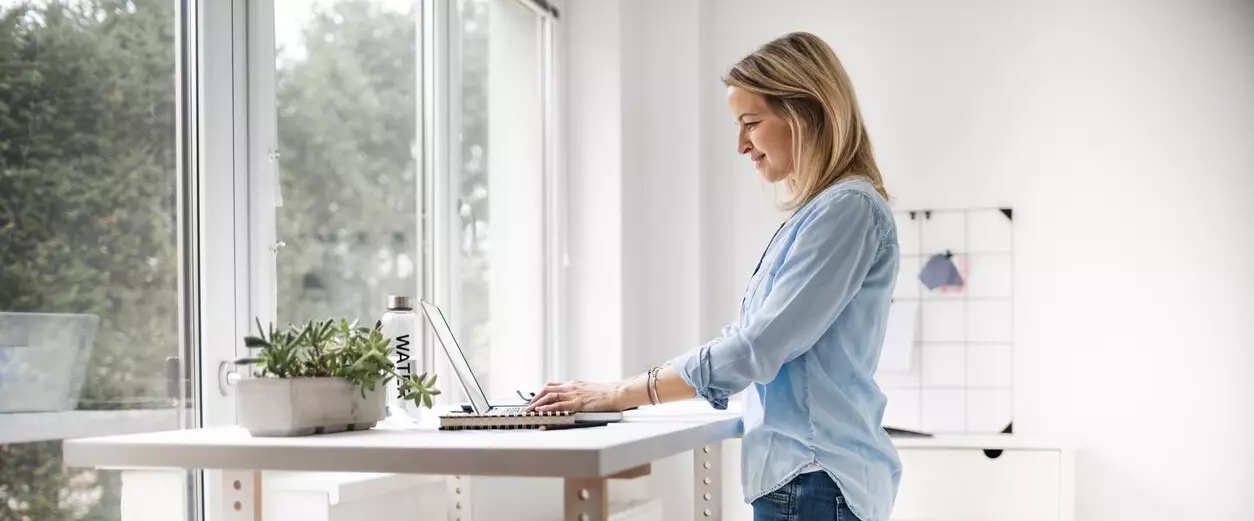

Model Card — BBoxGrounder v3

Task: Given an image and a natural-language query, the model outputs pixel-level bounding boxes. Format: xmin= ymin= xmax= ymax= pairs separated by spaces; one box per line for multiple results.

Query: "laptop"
xmin=418 ymin=300 xmax=622 ymax=425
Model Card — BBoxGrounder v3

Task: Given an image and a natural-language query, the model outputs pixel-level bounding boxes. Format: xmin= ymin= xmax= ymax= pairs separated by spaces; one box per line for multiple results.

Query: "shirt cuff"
xmin=668 ymin=344 xmax=730 ymax=410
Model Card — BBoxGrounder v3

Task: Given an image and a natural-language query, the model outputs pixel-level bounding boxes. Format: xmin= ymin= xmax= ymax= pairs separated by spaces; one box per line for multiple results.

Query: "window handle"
xmin=216 ymin=359 xmax=249 ymax=396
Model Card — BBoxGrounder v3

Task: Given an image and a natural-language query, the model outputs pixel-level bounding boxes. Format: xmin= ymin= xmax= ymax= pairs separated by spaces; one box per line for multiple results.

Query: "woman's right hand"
xmin=527 ymin=379 xmax=626 ymax=413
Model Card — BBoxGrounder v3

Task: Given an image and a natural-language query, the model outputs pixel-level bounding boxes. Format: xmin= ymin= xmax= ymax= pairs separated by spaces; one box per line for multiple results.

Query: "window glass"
xmin=451 ymin=0 xmax=546 ymax=399
xmin=269 ymin=0 xmax=551 ymax=403
xmin=273 ymin=0 xmax=421 ymax=326
xmin=0 ymin=0 xmax=188 ymax=519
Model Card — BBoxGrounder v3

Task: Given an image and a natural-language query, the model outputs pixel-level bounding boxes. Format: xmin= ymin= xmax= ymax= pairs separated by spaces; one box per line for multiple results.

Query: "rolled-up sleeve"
xmin=669 ymin=191 xmax=881 ymax=409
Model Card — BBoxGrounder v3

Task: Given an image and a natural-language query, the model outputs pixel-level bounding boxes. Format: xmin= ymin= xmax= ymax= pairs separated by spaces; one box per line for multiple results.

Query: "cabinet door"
xmin=891 ymin=449 xmax=1061 ymax=521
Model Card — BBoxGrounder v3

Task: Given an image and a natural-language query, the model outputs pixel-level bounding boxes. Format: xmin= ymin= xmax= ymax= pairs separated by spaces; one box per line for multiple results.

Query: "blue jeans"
xmin=751 ymin=472 xmax=861 ymax=521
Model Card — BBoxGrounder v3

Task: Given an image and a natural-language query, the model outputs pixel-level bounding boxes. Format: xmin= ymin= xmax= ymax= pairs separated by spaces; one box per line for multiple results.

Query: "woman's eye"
xmin=744 ymin=121 xmax=759 ymax=129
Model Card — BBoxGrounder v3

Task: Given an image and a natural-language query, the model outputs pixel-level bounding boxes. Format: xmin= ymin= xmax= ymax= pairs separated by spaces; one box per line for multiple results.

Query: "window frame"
xmin=540 ymin=0 xmax=566 ymax=383
xmin=423 ymin=0 xmax=453 ymax=393
xmin=198 ymin=0 xmax=253 ymax=429
xmin=177 ymin=0 xmax=204 ymax=515
xmin=199 ymin=0 xmax=255 ymax=519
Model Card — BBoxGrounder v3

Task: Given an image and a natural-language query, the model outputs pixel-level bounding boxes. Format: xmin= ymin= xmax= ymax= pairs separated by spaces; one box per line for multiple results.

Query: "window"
xmin=260 ymin=0 xmax=561 ymax=402
xmin=0 ymin=0 xmax=559 ymax=516
xmin=0 ymin=0 xmax=192 ymax=519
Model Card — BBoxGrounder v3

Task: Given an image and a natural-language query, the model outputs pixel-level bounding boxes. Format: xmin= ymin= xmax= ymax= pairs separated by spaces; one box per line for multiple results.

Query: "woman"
xmin=528 ymin=31 xmax=900 ymax=521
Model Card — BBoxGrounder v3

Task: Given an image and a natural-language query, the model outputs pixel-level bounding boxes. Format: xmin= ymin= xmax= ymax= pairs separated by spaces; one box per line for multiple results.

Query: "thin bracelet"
xmin=652 ymin=369 xmax=662 ymax=406
xmin=649 ymin=367 xmax=661 ymax=405
xmin=646 ymin=367 xmax=660 ymax=405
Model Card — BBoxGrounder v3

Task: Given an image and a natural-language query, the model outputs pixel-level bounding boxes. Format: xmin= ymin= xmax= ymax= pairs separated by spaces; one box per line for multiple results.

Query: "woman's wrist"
xmin=612 ymin=373 xmax=651 ymax=410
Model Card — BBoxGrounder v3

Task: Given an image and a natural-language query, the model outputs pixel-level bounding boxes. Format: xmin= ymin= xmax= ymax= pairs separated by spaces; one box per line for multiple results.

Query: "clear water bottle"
xmin=380 ymin=295 xmax=422 ymax=423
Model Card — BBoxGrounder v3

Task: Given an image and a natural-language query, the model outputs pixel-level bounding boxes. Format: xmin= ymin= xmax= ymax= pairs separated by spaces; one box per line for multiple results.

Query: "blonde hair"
xmin=724 ymin=32 xmax=889 ymax=210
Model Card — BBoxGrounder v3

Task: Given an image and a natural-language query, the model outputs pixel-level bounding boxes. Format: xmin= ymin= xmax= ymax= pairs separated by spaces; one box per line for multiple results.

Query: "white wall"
xmin=568 ymin=0 xmax=1253 ymax=519
xmin=696 ymin=1 xmax=1254 ymax=520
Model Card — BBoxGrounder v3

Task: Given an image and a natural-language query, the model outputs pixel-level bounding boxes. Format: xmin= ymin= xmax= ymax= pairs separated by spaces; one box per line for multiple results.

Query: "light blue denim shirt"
xmin=669 ymin=176 xmax=902 ymax=521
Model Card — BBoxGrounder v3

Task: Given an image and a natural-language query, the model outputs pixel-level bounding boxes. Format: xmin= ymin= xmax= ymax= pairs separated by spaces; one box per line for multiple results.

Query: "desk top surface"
xmin=62 ymin=402 xmax=742 ymax=478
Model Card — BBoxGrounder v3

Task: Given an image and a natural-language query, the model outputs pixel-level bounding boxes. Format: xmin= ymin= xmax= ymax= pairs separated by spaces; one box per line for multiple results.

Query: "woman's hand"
xmin=526 ymin=380 xmax=624 ymax=413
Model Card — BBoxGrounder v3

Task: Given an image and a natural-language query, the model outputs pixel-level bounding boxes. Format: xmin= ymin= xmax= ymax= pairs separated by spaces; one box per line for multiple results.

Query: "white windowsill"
xmin=0 ymin=409 xmax=180 ymax=445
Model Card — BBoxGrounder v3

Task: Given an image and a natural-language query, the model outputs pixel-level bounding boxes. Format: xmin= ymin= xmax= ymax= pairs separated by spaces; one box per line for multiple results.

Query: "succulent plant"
xmin=239 ymin=317 xmax=441 ymax=407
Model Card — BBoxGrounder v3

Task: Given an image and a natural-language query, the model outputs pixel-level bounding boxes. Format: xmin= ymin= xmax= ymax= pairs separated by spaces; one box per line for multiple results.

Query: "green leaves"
xmin=398 ymin=372 xmax=441 ymax=409
xmin=240 ymin=317 xmax=440 ymax=410
xmin=244 ymin=317 xmax=303 ymax=379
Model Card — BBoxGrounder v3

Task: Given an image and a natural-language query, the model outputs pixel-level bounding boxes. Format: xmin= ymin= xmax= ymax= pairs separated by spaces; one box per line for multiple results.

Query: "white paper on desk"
xmin=878 ymin=300 xmax=918 ymax=372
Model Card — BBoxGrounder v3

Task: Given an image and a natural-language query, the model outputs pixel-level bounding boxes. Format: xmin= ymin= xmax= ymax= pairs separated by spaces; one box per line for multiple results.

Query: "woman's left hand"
xmin=527 ymin=380 xmax=622 ymax=412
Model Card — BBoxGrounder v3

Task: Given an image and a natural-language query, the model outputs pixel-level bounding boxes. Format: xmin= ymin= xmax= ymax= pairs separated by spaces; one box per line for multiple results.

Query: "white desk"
xmin=63 ymin=402 xmax=742 ymax=521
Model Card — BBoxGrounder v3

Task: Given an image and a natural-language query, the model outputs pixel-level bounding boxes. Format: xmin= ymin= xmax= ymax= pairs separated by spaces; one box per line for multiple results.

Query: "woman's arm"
xmin=527 ymin=366 xmax=696 ymax=412
xmin=614 ymin=366 xmax=697 ymax=409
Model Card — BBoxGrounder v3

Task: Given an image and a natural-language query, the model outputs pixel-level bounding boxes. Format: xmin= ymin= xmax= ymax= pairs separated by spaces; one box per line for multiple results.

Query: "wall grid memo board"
xmin=876 ymin=207 xmax=1015 ymax=436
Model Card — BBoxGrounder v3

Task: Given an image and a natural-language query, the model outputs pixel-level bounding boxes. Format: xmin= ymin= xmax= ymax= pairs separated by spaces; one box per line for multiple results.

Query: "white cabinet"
xmin=720 ymin=436 xmax=1075 ymax=521
xmin=892 ymin=450 xmax=1062 ymax=521
xmin=890 ymin=436 xmax=1075 ymax=521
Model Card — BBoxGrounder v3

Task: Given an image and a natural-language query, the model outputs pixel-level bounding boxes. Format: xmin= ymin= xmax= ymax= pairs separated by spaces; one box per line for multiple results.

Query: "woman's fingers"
xmin=536 ymin=397 xmax=574 ymax=412
xmin=527 ymin=391 xmax=559 ymax=411
xmin=536 ymin=391 xmax=583 ymax=412
xmin=529 ymin=380 xmax=581 ymax=412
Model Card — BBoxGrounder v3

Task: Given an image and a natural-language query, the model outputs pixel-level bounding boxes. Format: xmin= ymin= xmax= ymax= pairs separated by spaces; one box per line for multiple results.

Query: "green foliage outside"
xmin=0 ymin=1 xmax=177 ymax=519
xmin=273 ymin=0 xmax=420 ymax=325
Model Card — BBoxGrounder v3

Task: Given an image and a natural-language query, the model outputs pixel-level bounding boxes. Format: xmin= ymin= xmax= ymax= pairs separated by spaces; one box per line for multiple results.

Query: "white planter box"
xmin=238 ymin=378 xmax=385 ymax=437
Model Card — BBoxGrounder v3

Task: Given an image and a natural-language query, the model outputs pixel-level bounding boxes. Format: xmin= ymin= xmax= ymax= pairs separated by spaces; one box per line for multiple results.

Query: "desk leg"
xmin=564 ymin=477 xmax=607 ymax=521
xmin=447 ymin=475 xmax=473 ymax=521
xmin=694 ymin=442 xmax=722 ymax=520
xmin=217 ymin=470 xmax=261 ymax=521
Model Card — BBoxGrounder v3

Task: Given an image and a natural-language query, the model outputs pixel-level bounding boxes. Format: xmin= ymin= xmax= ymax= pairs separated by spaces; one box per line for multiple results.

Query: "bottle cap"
xmin=387 ymin=295 xmax=414 ymax=310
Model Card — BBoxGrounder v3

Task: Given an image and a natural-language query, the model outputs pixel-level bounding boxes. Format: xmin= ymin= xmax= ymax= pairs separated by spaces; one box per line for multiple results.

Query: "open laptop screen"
xmin=419 ymin=300 xmax=491 ymax=415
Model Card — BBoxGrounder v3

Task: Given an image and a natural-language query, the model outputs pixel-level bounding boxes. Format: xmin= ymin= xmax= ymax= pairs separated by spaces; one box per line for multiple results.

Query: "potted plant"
xmin=235 ymin=318 xmax=441 ymax=437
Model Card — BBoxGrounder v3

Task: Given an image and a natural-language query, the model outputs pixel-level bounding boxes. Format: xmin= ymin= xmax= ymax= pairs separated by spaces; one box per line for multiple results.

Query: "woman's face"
xmin=727 ymin=86 xmax=794 ymax=183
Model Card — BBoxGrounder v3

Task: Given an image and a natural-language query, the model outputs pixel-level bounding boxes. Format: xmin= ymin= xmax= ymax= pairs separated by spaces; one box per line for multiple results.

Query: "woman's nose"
xmin=737 ymin=131 xmax=752 ymax=155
